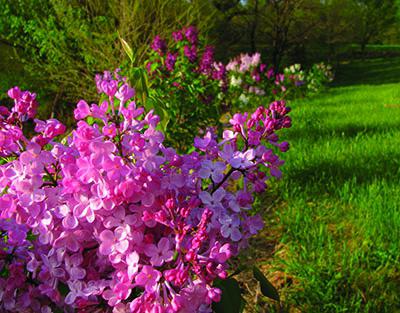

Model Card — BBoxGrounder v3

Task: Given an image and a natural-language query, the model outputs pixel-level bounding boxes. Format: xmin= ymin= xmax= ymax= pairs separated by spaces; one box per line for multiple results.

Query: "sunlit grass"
xmin=264 ymin=58 xmax=400 ymax=312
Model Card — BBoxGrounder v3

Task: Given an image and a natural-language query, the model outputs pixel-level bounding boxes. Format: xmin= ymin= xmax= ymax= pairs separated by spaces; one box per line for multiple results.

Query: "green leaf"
xmin=253 ymin=266 xmax=280 ymax=302
xmin=212 ymin=278 xmax=245 ymax=313
xmin=86 ymin=116 xmax=95 ymax=125
xmin=147 ymin=95 xmax=162 ymax=112
xmin=129 ymin=66 xmax=150 ymax=106
xmin=0 ymin=266 xmax=9 ymax=278
xmin=150 ymin=62 xmax=159 ymax=73
xmin=159 ymin=107 xmax=170 ymax=132
xmin=186 ymin=146 xmax=196 ymax=154
xmin=58 ymin=281 xmax=69 ymax=297
xmin=139 ymin=68 xmax=149 ymax=104
xmin=26 ymin=231 xmax=38 ymax=242
xmin=0 ymin=186 xmax=9 ymax=196
xmin=119 ymin=37 xmax=134 ymax=64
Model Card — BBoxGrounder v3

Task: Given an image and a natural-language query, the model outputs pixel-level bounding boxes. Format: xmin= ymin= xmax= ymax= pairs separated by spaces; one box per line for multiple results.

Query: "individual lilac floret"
xmin=198 ymin=160 xmax=226 ymax=183
xmin=135 ymin=265 xmax=162 ymax=293
xmin=145 ymin=238 xmax=174 ymax=266
xmin=219 ymin=214 xmax=242 ymax=241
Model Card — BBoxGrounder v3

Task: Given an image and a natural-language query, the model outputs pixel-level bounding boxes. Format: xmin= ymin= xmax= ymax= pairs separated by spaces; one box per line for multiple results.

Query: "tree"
xmin=208 ymin=0 xmax=250 ymax=60
xmin=312 ymin=0 xmax=359 ymax=62
xmin=354 ymin=0 xmax=398 ymax=53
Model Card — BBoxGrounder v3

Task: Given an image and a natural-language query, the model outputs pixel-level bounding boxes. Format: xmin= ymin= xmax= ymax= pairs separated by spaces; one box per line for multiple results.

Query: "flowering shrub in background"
xmin=126 ymin=26 xmax=226 ymax=152
xmin=225 ymin=55 xmax=334 ymax=111
xmin=121 ymin=26 xmax=332 ymax=154
xmin=282 ymin=64 xmax=307 ymax=99
xmin=0 ymin=74 xmax=290 ymax=312
xmin=224 ymin=53 xmax=278 ymax=112
xmin=305 ymin=62 xmax=334 ymax=94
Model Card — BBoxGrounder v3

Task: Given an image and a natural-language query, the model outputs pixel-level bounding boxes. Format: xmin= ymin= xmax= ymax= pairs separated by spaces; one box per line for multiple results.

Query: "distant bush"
xmin=119 ymin=27 xmax=333 ymax=152
xmin=224 ymin=56 xmax=334 ymax=111
xmin=305 ymin=63 xmax=334 ymax=94
xmin=134 ymin=26 xmax=225 ymax=151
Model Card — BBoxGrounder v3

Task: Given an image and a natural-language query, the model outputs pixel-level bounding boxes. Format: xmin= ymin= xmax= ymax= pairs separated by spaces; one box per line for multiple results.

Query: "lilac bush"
xmin=121 ymin=26 xmax=331 ymax=155
xmin=305 ymin=62 xmax=334 ymax=94
xmin=133 ymin=26 xmax=227 ymax=152
xmin=225 ymin=54 xmax=334 ymax=111
xmin=225 ymin=53 xmax=279 ymax=111
xmin=0 ymin=75 xmax=291 ymax=312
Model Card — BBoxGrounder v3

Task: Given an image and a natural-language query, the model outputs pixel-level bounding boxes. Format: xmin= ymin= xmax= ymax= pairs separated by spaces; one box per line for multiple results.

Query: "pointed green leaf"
xmin=58 ymin=282 xmax=69 ymax=297
xmin=253 ymin=266 xmax=280 ymax=302
xmin=212 ymin=278 xmax=245 ymax=313
xmin=159 ymin=107 xmax=170 ymax=132
xmin=139 ymin=68 xmax=149 ymax=104
xmin=120 ymin=37 xmax=134 ymax=64
xmin=228 ymin=264 xmax=248 ymax=278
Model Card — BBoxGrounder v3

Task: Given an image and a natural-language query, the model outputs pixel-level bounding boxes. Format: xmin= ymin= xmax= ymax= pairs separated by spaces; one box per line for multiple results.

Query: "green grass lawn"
xmin=348 ymin=44 xmax=400 ymax=54
xmin=261 ymin=58 xmax=400 ymax=312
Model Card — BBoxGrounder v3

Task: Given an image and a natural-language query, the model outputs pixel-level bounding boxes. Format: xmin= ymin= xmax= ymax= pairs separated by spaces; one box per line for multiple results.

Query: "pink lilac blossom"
xmin=8 ymin=87 xmax=38 ymax=121
xmin=225 ymin=52 xmax=310 ymax=105
xmin=0 ymin=71 xmax=290 ymax=312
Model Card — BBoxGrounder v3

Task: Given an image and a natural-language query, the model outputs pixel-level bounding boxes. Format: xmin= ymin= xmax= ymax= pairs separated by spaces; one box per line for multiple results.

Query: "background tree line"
xmin=210 ymin=0 xmax=399 ymax=67
xmin=0 ymin=0 xmax=399 ymax=108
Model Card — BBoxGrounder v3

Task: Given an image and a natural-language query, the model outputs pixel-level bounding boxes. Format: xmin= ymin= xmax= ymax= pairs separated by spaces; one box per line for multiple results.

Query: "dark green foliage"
xmin=1 ymin=0 xmax=399 ymax=114
xmin=212 ymin=278 xmax=246 ymax=313
xmin=0 ymin=0 xmax=216 ymax=106
xmin=253 ymin=266 xmax=280 ymax=302
xmin=354 ymin=0 xmax=399 ymax=53
xmin=209 ymin=0 xmax=400 ymax=67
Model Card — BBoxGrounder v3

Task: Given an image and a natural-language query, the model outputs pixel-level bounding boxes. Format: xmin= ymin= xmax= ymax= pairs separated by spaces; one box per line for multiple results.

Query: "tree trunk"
xmin=250 ymin=0 xmax=259 ymax=53
xmin=360 ymin=40 xmax=367 ymax=60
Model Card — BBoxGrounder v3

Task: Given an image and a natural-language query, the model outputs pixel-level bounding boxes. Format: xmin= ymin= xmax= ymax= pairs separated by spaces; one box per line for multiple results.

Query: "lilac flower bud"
xmin=172 ymin=31 xmax=183 ymax=42
xmin=151 ymin=35 xmax=167 ymax=54
xmin=184 ymin=45 xmax=197 ymax=63
xmin=184 ymin=26 xmax=198 ymax=45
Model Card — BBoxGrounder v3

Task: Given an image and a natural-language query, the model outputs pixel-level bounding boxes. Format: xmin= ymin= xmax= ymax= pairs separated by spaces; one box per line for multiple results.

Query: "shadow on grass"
xmin=332 ymin=57 xmax=400 ymax=87
xmin=287 ymin=123 xmax=400 ymax=142
xmin=286 ymin=151 xmax=400 ymax=194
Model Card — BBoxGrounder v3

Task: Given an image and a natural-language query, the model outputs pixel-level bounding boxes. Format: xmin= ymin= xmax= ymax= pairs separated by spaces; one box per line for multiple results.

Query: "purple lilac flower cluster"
xmin=145 ymin=26 xmax=333 ymax=121
xmin=0 ymin=73 xmax=290 ymax=312
xmin=144 ymin=26 xmax=229 ymax=151
xmin=0 ymin=87 xmax=66 ymax=156
xmin=7 ymin=86 xmax=38 ymax=121
xmin=148 ymin=26 xmax=226 ymax=82
xmin=0 ymin=219 xmax=59 ymax=312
